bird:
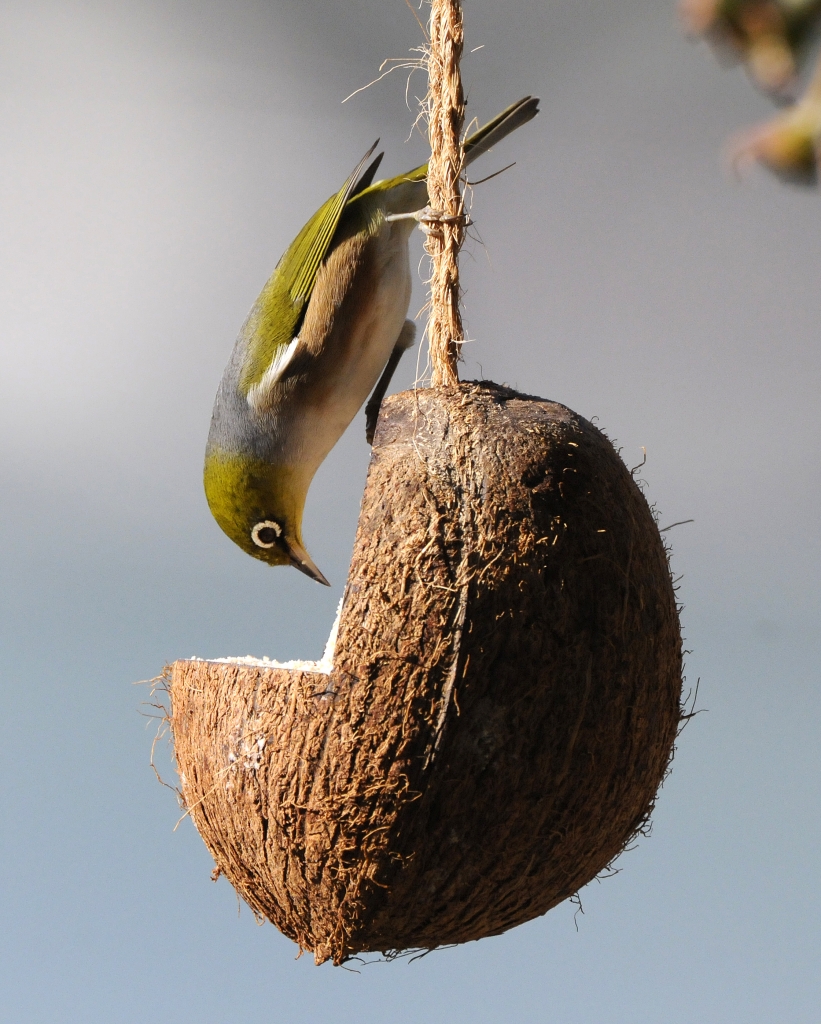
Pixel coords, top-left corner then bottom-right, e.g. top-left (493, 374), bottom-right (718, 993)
top-left (204, 96), bottom-right (539, 586)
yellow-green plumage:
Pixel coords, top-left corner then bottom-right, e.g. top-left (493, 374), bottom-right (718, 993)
top-left (205, 97), bottom-right (539, 584)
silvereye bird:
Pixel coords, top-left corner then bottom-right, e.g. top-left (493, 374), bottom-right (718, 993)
top-left (204, 96), bottom-right (539, 585)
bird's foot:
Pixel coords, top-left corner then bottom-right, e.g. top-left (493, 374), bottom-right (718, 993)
top-left (385, 206), bottom-right (471, 235)
top-left (365, 320), bottom-right (416, 445)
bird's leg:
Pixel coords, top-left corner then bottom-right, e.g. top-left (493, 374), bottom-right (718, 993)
top-left (365, 320), bottom-right (416, 445)
top-left (385, 207), bottom-right (471, 235)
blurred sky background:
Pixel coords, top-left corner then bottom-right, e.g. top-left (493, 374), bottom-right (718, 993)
top-left (1, 1), bottom-right (819, 1021)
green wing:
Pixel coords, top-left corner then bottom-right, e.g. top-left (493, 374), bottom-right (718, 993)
top-left (239, 142), bottom-right (380, 395)
top-left (239, 97), bottom-right (538, 396)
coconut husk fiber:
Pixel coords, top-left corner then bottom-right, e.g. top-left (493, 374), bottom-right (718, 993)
top-left (169, 381), bottom-right (682, 965)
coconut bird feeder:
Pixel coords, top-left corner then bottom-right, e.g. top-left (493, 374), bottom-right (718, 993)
top-left (167, 0), bottom-right (683, 966)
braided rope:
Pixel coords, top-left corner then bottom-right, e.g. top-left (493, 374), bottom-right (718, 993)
top-left (425, 0), bottom-right (465, 387)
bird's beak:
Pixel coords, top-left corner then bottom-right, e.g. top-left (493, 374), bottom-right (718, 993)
top-left (283, 538), bottom-right (331, 587)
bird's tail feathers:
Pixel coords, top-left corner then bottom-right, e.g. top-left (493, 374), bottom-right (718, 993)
top-left (463, 96), bottom-right (540, 167)
top-left (347, 97), bottom-right (538, 207)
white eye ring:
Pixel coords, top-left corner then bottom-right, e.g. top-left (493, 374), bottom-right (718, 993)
top-left (251, 520), bottom-right (282, 548)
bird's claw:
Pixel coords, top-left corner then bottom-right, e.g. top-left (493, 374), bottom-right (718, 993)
top-left (416, 206), bottom-right (471, 235)
top-left (419, 207), bottom-right (470, 237)
top-left (385, 206), bottom-right (471, 235)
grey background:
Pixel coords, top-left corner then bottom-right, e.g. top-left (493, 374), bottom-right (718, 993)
top-left (1, 1), bottom-right (819, 1021)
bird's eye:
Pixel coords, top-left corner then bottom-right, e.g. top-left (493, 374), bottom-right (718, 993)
top-left (251, 520), bottom-right (282, 548)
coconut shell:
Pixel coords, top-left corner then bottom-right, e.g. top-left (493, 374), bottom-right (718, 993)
top-left (170, 382), bottom-right (682, 965)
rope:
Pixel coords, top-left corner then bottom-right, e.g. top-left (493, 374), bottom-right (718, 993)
top-left (425, 0), bottom-right (465, 387)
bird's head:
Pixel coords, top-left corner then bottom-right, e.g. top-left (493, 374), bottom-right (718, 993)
top-left (203, 449), bottom-right (329, 585)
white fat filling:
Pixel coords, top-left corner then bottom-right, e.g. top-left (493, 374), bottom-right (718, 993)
top-left (190, 598), bottom-right (342, 675)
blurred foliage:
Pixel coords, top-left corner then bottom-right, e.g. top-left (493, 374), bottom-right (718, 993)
top-left (728, 72), bottom-right (821, 183)
top-left (680, 0), bottom-right (821, 94)
top-left (680, 0), bottom-right (821, 182)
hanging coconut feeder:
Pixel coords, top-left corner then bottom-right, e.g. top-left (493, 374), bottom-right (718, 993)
top-left (165, 0), bottom-right (683, 968)
top-left (170, 382), bottom-right (682, 965)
